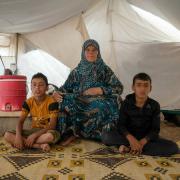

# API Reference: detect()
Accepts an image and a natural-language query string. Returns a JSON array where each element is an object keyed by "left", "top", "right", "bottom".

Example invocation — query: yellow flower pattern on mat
[
  {"left": 70, "top": 160, "right": 84, "bottom": 167},
  {"left": 47, "top": 160, "right": 62, "bottom": 168},
  {"left": 156, "top": 160, "right": 173, "bottom": 167},
  {"left": 53, "top": 146, "right": 65, "bottom": 152},
  {"left": 135, "top": 160, "right": 152, "bottom": 167},
  {"left": 68, "top": 174, "right": 85, "bottom": 180},
  {"left": 72, "top": 147, "right": 83, "bottom": 153},
  {"left": 145, "top": 174, "right": 162, "bottom": 180},
  {"left": 42, "top": 174, "right": 59, "bottom": 180}
]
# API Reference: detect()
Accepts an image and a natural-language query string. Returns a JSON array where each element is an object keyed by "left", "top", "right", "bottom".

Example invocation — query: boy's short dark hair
[
  {"left": 31, "top": 73, "right": 48, "bottom": 86},
  {"left": 133, "top": 72, "right": 151, "bottom": 85}
]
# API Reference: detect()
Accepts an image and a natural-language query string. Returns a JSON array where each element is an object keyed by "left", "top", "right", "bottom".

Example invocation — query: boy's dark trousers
[{"left": 102, "top": 130, "right": 179, "bottom": 156}]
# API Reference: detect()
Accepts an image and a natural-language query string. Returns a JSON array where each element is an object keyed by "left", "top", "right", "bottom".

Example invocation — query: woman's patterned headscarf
[
  {"left": 81, "top": 39, "right": 101, "bottom": 60},
  {"left": 76, "top": 39, "right": 107, "bottom": 91}
]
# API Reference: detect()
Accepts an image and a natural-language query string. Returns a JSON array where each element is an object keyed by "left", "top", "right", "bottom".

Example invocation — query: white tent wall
[
  {"left": 21, "top": 15, "right": 89, "bottom": 69},
  {"left": 0, "top": 33, "right": 17, "bottom": 74},
  {"left": 128, "top": 0, "right": 180, "bottom": 31},
  {"left": 0, "top": 33, "right": 17, "bottom": 57}
]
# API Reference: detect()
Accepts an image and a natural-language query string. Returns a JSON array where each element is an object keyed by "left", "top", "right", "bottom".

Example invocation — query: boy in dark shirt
[{"left": 102, "top": 73, "right": 178, "bottom": 156}]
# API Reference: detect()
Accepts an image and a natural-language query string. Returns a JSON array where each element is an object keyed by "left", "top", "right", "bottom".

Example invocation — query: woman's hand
[
  {"left": 83, "top": 87, "right": 103, "bottom": 96},
  {"left": 52, "top": 91, "right": 63, "bottom": 102}
]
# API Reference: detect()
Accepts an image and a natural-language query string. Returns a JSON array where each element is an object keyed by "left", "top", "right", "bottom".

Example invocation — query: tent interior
[
  {"left": 0, "top": 0, "right": 180, "bottom": 109},
  {"left": 0, "top": 0, "right": 180, "bottom": 179}
]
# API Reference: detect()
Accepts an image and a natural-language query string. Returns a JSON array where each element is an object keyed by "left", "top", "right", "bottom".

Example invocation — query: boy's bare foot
[
  {"left": 33, "top": 143, "right": 51, "bottom": 152},
  {"left": 40, "top": 144, "right": 51, "bottom": 152},
  {"left": 119, "top": 145, "right": 130, "bottom": 154},
  {"left": 60, "top": 136, "right": 76, "bottom": 146}
]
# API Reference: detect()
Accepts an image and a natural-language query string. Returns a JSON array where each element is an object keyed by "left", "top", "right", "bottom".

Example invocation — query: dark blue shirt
[{"left": 118, "top": 93, "right": 160, "bottom": 141}]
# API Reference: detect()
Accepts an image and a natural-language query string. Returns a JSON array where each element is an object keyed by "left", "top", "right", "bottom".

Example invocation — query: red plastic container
[{"left": 0, "top": 75, "right": 27, "bottom": 111}]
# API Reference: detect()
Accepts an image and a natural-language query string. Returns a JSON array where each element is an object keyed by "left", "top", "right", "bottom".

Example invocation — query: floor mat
[{"left": 0, "top": 137, "right": 179, "bottom": 180}]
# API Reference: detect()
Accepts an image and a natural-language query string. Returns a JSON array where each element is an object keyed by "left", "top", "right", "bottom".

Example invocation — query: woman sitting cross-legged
[{"left": 53, "top": 39, "right": 123, "bottom": 145}]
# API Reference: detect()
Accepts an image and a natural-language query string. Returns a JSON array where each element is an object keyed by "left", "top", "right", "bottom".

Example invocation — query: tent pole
[{"left": 14, "top": 33, "right": 19, "bottom": 74}]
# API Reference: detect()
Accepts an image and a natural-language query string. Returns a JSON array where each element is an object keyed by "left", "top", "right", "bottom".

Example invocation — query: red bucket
[{"left": 0, "top": 75, "right": 27, "bottom": 111}]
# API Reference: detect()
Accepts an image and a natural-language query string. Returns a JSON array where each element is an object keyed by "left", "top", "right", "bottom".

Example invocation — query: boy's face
[
  {"left": 31, "top": 78, "right": 48, "bottom": 98},
  {"left": 132, "top": 79, "right": 151, "bottom": 99}
]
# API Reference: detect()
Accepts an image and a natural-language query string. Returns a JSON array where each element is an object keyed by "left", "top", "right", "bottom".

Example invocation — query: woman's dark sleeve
[
  {"left": 101, "top": 66, "right": 123, "bottom": 95},
  {"left": 58, "top": 69, "right": 78, "bottom": 93}
]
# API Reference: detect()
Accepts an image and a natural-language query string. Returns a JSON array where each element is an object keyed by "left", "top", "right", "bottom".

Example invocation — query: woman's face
[{"left": 85, "top": 45, "right": 98, "bottom": 62}]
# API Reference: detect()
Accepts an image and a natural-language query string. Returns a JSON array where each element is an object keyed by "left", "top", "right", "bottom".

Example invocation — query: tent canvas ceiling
[
  {"left": 128, "top": 0, "right": 180, "bottom": 31},
  {"left": 0, "top": 0, "right": 180, "bottom": 33},
  {"left": 0, "top": 0, "right": 98, "bottom": 33}
]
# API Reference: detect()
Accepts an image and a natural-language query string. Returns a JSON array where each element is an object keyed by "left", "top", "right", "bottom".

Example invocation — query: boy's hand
[
  {"left": 126, "top": 134, "right": 142, "bottom": 155},
  {"left": 139, "top": 138, "right": 148, "bottom": 149},
  {"left": 52, "top": 91, "right": 63, "bottom": 102},
  {"left": 14, "top": 135, "right": 24, "bottom": 150},
  {"left": 83, "top": 87, "right": 103, "bottom": 96},
  {"left": 25, "top": 134, "right": 37, "bottom": 148}
]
